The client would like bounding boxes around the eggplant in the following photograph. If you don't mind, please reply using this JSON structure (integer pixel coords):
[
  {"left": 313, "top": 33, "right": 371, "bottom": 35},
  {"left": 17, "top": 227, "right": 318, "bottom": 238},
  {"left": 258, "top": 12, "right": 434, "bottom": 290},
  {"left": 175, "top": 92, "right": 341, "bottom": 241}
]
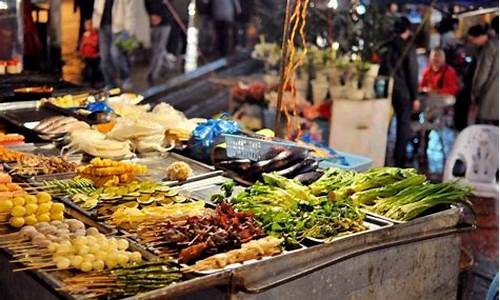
[
  {"left": 261, "top": 149, "right": 306, "bottom": 173},
  {"left": 276, "top": 158, "right": 319, "bottom": 178},
  {"left": 216, "top": 159, "right": 253, "bottom": 171},
  {"left": 294, "top": 171, "right": 324, "bottom": 185}
]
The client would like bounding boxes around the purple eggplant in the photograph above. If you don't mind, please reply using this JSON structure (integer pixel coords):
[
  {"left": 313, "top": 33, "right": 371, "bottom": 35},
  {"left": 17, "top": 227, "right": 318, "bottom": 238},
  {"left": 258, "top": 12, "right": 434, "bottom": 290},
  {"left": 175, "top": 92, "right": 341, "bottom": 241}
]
[
  {"left": 216, "top": 159, "right": 253, "bottom": 171},
  {"left": 276, "top": 158, "right": 319, "bottom": 178},
  {"left": 294, "top": 171, "right": 324, "bottom": 185},
  {"left": 260, "top": 149, "right": 306, "bottom": 173}
]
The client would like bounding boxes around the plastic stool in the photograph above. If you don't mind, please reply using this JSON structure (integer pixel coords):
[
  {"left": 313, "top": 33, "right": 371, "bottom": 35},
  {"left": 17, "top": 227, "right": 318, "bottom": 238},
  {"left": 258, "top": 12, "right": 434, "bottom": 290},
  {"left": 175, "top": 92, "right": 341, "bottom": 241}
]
[{"left": 443, "top": 125, "right": 499, "bottom": 199}]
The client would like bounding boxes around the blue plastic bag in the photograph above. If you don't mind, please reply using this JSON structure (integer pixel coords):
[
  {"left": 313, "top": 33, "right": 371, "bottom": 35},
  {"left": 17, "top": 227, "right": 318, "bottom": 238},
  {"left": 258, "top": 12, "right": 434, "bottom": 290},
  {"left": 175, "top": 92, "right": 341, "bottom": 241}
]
[
  {"left": 188, "top": 116, "right": 240, "bottom": 162},
  {"left": 84, "top": 102, "right": 114, "bottom": 113}
]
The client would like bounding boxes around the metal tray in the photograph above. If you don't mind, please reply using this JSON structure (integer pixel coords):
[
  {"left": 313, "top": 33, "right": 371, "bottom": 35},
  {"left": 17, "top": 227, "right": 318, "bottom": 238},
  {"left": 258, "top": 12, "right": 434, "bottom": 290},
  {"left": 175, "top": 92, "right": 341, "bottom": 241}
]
[
  {"left": 184, "top": 243, "right": 308, "bottom": 276},
  {"left": 361, "top": 204, "right": 460, "bottom": 225},
  {"left": 361, "top": 209, "right": 405, "bottom": 224},
  {"left": 127, "top": 153, "right": 221, "bottom": 184},
  {"left": 305, "top": 216, "right": 393, "bottom": 244},
  {"left": 60, "top": 200, "right": 157, "bottom": 260},
  {"left": 4, "top": 161, "right": 78, "bottom": 182},
  {"left": 62, "top": 202, "right": 117, "bottom": 235},
  {"left": 180, "top": 175, "right": 240, "bottom": 203},
  {"left": 0, "top": 207, "right": 160, "bottom": 300},
  {"left": 1, "top": 143, "right": 70, "bottom": 160}
]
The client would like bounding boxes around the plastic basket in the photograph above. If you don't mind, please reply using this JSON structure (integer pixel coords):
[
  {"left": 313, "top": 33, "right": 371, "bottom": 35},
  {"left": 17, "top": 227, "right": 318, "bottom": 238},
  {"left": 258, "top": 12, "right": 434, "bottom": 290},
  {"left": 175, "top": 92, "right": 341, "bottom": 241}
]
[
  {"left": 318, "top": 150, "right": 373, "bottom": 172},
  {"left": 224, "top": 134, "right": 310, "bottom": 161}
]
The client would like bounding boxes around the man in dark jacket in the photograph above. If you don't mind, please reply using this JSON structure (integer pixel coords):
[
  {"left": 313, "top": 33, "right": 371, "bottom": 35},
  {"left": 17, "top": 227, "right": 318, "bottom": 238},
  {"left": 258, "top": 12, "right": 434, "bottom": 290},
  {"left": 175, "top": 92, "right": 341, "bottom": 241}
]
[
  {"left": 145, "top": 0, "right": 172, "bottom": 84},
  {"left": 468, "top": 24, "right": 499, "bottom": 125},
  {"left": 380, "top": 17, "right": 419, "bottom": 167}
]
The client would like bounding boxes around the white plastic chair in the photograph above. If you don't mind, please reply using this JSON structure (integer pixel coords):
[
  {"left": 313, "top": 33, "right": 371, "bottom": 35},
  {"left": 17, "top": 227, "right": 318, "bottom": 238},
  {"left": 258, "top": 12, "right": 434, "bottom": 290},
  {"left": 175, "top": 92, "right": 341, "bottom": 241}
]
[{"left": 443, "top": 125, "right": 499, "bottom": 199}]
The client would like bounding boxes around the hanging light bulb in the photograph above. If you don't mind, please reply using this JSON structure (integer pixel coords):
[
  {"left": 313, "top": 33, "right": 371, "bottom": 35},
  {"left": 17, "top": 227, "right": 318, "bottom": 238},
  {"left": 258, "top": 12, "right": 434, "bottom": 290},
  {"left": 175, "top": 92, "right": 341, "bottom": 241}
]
[
  {"left": 327, "top": 0, "right": 338, "bottom": 10},
  {"left": 355, "top": 4, "right": 366, "bottom": 15}
]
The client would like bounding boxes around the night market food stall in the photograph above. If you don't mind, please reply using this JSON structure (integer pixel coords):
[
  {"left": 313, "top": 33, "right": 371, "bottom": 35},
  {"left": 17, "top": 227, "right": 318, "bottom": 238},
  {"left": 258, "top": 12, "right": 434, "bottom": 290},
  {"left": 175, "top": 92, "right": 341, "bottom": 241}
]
[{"left": 0, "top": 0, "right": 489, "bottom": 299}]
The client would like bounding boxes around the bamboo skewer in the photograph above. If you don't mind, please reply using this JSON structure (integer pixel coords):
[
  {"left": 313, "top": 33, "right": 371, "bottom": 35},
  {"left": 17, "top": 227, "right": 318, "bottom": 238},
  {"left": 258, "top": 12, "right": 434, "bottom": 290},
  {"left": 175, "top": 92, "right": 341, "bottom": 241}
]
[{"left": 13, "top": 262, "right": 54, "bottom": 272}]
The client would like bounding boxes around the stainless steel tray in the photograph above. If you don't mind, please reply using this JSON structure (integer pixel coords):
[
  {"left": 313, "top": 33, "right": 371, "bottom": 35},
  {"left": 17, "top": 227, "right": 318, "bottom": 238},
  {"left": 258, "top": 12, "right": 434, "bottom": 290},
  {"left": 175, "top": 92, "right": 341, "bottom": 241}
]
[
  {"left": 180, "top": 175, "right": 239, "bottom": 203},
  {"left": 127, "top": 152, "right": 221, "bottom": 184},
  {"left": 0, "top": 207, "right": 160, "bottom": 300},
  {"left": 305, "top": 216, "right": 393, "bottom": 244},
  {"left": 361, "top": 209, "right": 405, "bottom": 224},
  {"left": 361, "top": 205, "right": 460, "bottom": 225}
]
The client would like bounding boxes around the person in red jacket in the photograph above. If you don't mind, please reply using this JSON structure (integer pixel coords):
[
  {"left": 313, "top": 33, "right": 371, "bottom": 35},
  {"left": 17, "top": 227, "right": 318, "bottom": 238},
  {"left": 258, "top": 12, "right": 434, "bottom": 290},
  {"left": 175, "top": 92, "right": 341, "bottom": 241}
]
[
  {"left": 79, "top": 19, "right": 101, "bottom": 87},
  {"left": 419, "top": 47, "right": 458, "bottom": 96}
]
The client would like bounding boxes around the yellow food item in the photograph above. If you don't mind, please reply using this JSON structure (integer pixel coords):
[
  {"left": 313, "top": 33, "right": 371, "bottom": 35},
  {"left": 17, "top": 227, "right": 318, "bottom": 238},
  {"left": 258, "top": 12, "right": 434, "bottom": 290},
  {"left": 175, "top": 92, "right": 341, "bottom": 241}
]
[
  {"left": 37, "top": 213, "right": 51, "bottom": 222},
  {"left": 9, "top": 217, "right": 25, "bottom": 228},
  {"left": 11, "top": 206, "right": 26, "bottom": 217},
  {"left": 50, "top": 211, "right": 64, "bottom": 221},
  {"left": 0, "top": 199, "right": 13, "bottom": 213},
  {"left": 24, "top": 215, "right": 37, "bottom": 225},
  {"left": 24, "top": 195, "right": 38, "bottom": 204},
  {"left": 38, "top": 202, "right": 52, "bottom": 213},
  {"left": 36, "top": 192, "right": 52, "bottom": 203},
  {"left": 78, "top": 158, "right": 147, "bottom": 187},
  {"left": 25, "top": 203, "right": 38, "bottom": 215},
  {"left": 94, "top": 121, "right": 116, "bottom": 134},
  {"left": 12, "top": 196, "right": 25, "bottom": 206},
  {"left": 165, "top": 162, "right": 192, "bottom": 181},
  {"left": 50, "top": 203, "right": 65, "bottom": 214}
]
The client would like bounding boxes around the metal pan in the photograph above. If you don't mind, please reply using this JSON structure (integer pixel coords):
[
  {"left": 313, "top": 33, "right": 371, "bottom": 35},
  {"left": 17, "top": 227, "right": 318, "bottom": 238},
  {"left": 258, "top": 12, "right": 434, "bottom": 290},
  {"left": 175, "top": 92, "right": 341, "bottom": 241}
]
[
  {"left": 126, "top": 153, "right": 220, "bottom": 184},
  {"left": 361, "top": 209, "right": 405, "bottom": 224},
  {"left": 361, "top": 205, "right": 460, "bottom": 225},
  {"left": 183, "top": 244, "right": 308, "bottom": 276},
  {"left": 304, "top": 216, "right": 393, "bottom": 244}
]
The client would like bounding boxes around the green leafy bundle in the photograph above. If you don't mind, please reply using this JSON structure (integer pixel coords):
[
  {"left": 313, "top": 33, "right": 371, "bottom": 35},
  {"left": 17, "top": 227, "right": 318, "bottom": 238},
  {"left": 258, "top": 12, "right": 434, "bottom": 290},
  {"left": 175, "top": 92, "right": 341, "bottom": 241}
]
[{"left": 231, "top": 173, "right": 366, "bottom": 246}]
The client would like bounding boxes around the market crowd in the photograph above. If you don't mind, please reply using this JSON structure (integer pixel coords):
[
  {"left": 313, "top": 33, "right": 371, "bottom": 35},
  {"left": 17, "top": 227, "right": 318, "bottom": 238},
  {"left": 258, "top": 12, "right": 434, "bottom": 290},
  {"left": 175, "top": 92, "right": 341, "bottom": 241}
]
[
  {"left": 75, "top": 0, "right": 249, "bottom": 89},
  {"left": 379, "top": 4, "right": 498, "bottom": 167}
]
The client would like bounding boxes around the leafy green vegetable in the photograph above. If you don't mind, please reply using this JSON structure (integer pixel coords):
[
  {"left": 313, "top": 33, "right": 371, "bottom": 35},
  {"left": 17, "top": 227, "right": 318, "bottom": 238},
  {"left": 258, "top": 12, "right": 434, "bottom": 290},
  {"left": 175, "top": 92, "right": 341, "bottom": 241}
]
[
  {"left": 369, "top": 181, "right": 471, "bottom": 221},
  {"left": 230, "top": 173, "right": 366, "bottom": 246},
  {"left": 306, "top": 167, "right": 471, "bottom": 221},
  {"left": 211, "top": 180, "right": 235, "bottom": 203}
]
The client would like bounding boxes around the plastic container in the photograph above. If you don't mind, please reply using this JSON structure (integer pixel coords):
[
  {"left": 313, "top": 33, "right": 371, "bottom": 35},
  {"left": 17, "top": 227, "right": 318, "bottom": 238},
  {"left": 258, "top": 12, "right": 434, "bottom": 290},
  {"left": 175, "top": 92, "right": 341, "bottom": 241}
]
[
  {"left": 224, "top": 134, "right": 310, "bottom": 161},
  {"left": 318, "top": 150, "right": 372, "bottom": 172}
]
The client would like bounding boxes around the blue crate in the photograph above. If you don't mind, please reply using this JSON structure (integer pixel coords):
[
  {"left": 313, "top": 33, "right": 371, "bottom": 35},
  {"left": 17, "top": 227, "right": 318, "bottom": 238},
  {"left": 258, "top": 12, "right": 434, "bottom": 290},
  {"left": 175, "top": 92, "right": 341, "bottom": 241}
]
[{"left": 318, "top": 150, "right": 373, "bottom": 172}]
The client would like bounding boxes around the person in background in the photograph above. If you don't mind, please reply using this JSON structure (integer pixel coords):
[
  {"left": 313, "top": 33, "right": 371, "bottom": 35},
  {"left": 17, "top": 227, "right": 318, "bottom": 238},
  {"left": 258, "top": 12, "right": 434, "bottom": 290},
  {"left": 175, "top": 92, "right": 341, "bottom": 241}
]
[
  {"left": 454, "top": 54, "right": 476, "bottom": 131},
  {"left": 468, "top": 24, "right": 499, "bottom": 125},
  {"left": 419, "top": 47, "right": 458, "bottom": 97},
  {"left": 387, "top": 2, "right": 400, "bottom": 18},
  {"left": 74, "top": 0, "right": 95, "bottom": 48},
  {"left": 211, "top": 0, "right": 241, "bottom": 57},
  {"left": 382, "top": 2, "right": 400, "bottom": 36},
  {"left": 379, "top": 17, "right": 419, "bottom": 167},
  {"left": 438, "top": 17, "right": 461, "bottom": 69},
  {"left": 145, "top": 0, "right": 172, "bottom": 85},
  {"left": 79, "top": 19, "right": 101, "bottom": 87},
  {"left": 234, "top": 0, "right": 254, "bottom": 49},
  {"left": 22, "top": 0, "right": 42, "bottom": 70},
  {"left": 439, "top": 18, "right": 459, "bottom": 52},
  {"left": 196, "top": 0, "right": 214, "bottom": 57},
  {"left": 168, "top": 0, "right": 190, "bottom": 62},
  {"left": 93, "top": 0, "right": 145, "bottom": 90}
]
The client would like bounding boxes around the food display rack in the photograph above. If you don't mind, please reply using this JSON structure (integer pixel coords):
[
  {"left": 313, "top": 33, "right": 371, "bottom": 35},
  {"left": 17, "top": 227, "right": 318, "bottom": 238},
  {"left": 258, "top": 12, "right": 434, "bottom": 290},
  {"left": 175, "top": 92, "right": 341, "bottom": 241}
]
[
  {"left": 0, "top": 201, "right": 465, "bottom": 300},
  {"left": 0, "top": 93, "right": 469, "bottom": 300}
]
